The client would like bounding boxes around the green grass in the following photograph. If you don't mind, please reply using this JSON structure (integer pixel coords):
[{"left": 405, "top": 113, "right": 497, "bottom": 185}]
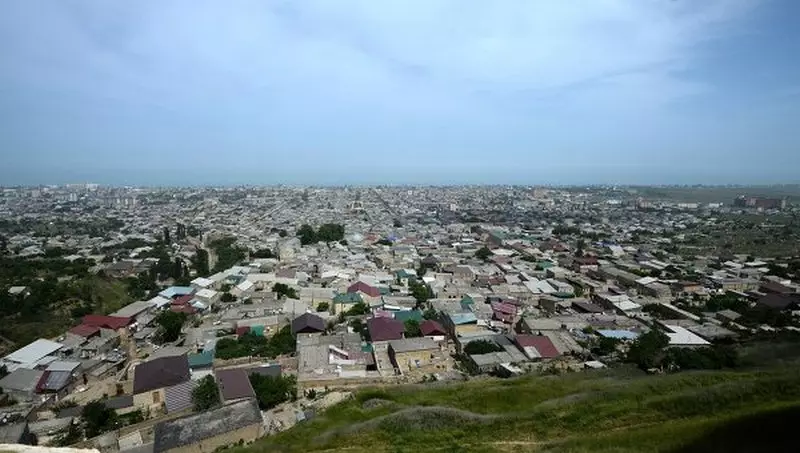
[{"left": 235, "top": 365, "right": 800, "bottom": 453}]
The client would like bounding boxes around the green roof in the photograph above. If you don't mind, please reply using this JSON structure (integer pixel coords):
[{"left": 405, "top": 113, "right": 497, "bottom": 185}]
[
  {"left": 393, "top": 310, "right": 423, "bottom": 323},
  {"left": 537, "top": 261, "right": 555, "bottom": 270},
  {"left": 460, "top": 295, "right": 475, "bottom": 305},
  {"left": 333, "top": 292, "right": 363, "bottom": 304},
  {"left": 187, "top": 351, "right": 213, "bottom": 368}
]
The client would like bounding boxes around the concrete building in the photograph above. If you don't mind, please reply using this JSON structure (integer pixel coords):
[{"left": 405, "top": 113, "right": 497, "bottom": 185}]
[{"left": 153, "top": 399, "right": 264, "bottom": 453}]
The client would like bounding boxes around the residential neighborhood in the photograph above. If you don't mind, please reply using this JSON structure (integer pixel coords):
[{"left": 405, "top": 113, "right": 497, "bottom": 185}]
[{"left": 1, "top": 184, "right": 800, "bottom": 452}]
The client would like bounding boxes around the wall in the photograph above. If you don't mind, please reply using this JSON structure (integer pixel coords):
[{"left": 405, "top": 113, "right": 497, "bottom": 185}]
[
  {"left": 133, "top": 389, "right": 165, "bottom": 413},
  {"left": 162, "top": 423, "right": 263, "bottom": 453},
  {"left": 392, "top": 350, "right": 437, "bottom": 374}
]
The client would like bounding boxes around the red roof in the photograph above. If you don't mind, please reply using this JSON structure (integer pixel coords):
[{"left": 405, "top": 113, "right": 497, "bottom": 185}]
[
  {"left": 82, "top": 314, "right": 133, "bottom": 330},
  {"left": 515, "top": 335, "right": 560, "bottom": 359},
  {"left": 420, "top": 320, "right": 446, "bottom": 336},
  {"left": 347, "top": 281, "right": 380, "bottom": 298},
  {"left": 367, "top": 317, "right": 404, "bottom": 342},
  {"left": 236, "top": 326, "right": 251, "bottom": 337},
  {"left": 491, "top": 302, "right": 517, "bottom": 315},
  {"left": 69, "top": 324, "right": 101, "bottom": 338},
  {"left": 172, "top": 294, "right": 193, "bottom": 306}
]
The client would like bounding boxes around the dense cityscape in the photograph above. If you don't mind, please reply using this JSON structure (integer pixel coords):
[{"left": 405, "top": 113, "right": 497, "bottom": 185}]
[{"left": 1, "top": 184, "right": 799, "bottom": 452}]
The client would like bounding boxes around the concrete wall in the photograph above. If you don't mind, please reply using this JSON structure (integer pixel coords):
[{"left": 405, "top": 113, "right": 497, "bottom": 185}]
[
  {"left": 162, "top": 423, "right": 263, "bottom": 453},
  {"left": 133, "top": 388, "right": 165, "bottom": 413}
]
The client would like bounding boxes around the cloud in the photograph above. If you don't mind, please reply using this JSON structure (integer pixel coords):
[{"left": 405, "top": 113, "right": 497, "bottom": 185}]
[{"left": 0, "top": 0, "right": 761, "bottom": 116}]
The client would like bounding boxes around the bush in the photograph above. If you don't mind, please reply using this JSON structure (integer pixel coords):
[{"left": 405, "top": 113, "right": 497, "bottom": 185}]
[
  {"left": 464, "top": 339, "right": 503, "bottom": 355},
  {"left": 249, "top": 374, "right": 297, "bottom": 410},
  {"left": 192, "top": 375, "right": 221, "bottom": 411}
]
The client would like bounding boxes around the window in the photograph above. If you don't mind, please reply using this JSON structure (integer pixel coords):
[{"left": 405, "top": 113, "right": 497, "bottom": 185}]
[{"left": 152, "top": 391, "right": 161, "bottom": 404}]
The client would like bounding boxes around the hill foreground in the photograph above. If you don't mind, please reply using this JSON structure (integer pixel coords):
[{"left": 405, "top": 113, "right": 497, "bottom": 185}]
[{"left": 233, "top": 365, "right": 800, "bottom": 453}]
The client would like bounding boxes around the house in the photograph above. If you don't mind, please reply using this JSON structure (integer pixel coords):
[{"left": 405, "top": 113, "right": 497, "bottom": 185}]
[
  {"left": 347, "top": 281, "right": 381, "bottom": 298},
  {"left": 133, "top": 355, "right": 191, "bottom": 412},
  {"left": 332, "top": 292, "right": 364, "bottom": 315},
  {"left": 420, "top": 320, "right": 447, "bottom": 342},
  {"left": 716, "top": 309, "right": 742, "bottom": 323},
  {"left": 388, "top": 338, "right": 441, "bottom": 374},
  {"left": 68, "top": 324, "right": 101, "bottom": 340},
  {"left": 159, "top": 286, "right": 195, "bottom": 299},
  {"left": 1, "top": 338, "right": 63, "bottom": 372},
  {"left": 756, "top": 294, "right": 800, "bottom": 311},
  {"left": 491, "top": 302, "right": 517, "bottom": 324},
  {"left": 190, "top": 277, "right": 215, "bottom": 289},
  {"left": 660, "top": 324, "right": 711, "bottom": 347},
  {"left": 83, "top": 314, "right": 133, "bottom": 332},
  {"left": 292, "top": 313, "right": 326, "bottom": 335},
  {"left": 0, "top": 368, "right": 44, "bottom": 402},
  {"left": 572, "top": 301, "right": 604, "bottom": 314},
  {"left": 367, "top": 317, "right": 405, "bottom": 342},
  {"left": 112, "top": 301, "right": 154, "bottom": 320},
  {"left": 233, "top": 280, "right": 255, "bottom": 298},
  {"left": 0, "top": 422, "right": 35, "bottom": 445},
  {"left": 7, "top": 286, "right": 30, "bottom": 298},
  {"left": 216, "top": 368, "right": 256, "bottom": 402},
  {"left": 153, "top": 399, "right": 264, "bottom": 453},
  {"left": 513, "top": 335, "right": 560, "bottom": 360},
  {"left": 760, "top": 281, "right": 794, "bottom": 295}
]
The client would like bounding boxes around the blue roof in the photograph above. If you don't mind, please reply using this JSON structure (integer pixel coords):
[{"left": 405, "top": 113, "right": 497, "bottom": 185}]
[
  {"left": 449, "top": 312, "right": 478, "bottom": 325},
  {"left": 597, "top": 330, "right": 639, "bottom": 340}
]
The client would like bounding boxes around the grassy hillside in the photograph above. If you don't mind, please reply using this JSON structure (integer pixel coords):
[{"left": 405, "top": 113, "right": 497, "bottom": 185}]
[{"left": 236, "top": 365, "right": 800, "bottom": 453}]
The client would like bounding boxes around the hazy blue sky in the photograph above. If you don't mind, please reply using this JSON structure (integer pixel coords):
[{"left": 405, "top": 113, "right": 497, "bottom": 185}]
[{"left": 1, "top": 0, "right": 799, "bottom": 186}]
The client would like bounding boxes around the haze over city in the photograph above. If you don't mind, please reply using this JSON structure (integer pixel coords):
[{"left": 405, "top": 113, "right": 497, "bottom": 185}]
[{"left": 1, "top": 0, "right": 799, "bottom": 186}]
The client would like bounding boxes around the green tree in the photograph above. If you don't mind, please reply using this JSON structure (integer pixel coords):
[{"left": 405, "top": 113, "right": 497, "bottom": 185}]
[
  {"left": 404, "top": 319, "right": 422, "bottom": 337},
  {"left": 249, "top": 374, "right": 297, "bottom": 410},
  {"left": 345, "top": 301, "right": 370, "bottom": 316},
  {"left": 316, "top": 302, "right": 330, "bottom": 312},
  {"left": 162, "top": 227, "right": 171, "bottom": 244},
  {"left": 464, "top": 339, "right": 503, "bottom": 355},
  {"left": 193, "top": 249, "right": 210, "bottom": 276},
  {"left": 251, "top": 248, "right": 274, "bottom": 259},
  {"left": 409, "top": 280, "right": 432, "bottom": 307},
  {"left": 155, "top": 311, "right": 187, "bottom": 343},
  {"left": 192, "top": 375, "right": 221, "bottom": 411},
  {"left": 272, "top": 283, "right": 298, "bottom": 299},
  {"left": 220, "top": 292, "right": 236, "bottom": 303},
  {"left": 423, "top": 307, "right": 438, "bottom": 320},
  {"left": 83, "top": 400, "right": 118, "bottom": 437},
  {"left": 297, "top": 224, "right": 317, "bottom": 245},
  {"left": 592, "top": 337, "right": 620, "bottom": 356},
  {"left": 626, "top": 330, "right": 670, "bottom": 370},
  {"left": 475, "top": 247, "right": 492, "bottom": 261}
]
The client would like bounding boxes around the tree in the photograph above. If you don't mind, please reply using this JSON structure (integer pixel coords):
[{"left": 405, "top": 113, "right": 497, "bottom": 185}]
[
  {"left": 297, "top": 224, "right": 317, "bottom": 245},
  {"left": 155, "top": 311, "right": 187, "bottom": 343},
  {"left": 345, "top": 301, "right": 370, "bottom": 316},
  {"left": 193, "top": 249, "right": 210, "bottom": 276},
  {"left": 249, "top": 374, "right": 297, "bottom": 410},
  {"left": 176, "top": 223, "right": 186, "bottom": 241},
  {"left": 404, "top": 319, "right": 422, "bottom": 337},
  {"left": 192, "top": 375, "right": 221, "bottom": 411},
  {"left": 316, "top": 302, "right": 330, "bottom": 312},
  {"left": 272, "top": 283, "right": 298, "bottom": 299},
  {"left": 220, "top": 292, "right": 236, "bottom": 303},
  {"left": 592, "top": 337, "right": 620, "bottom": 356},
  {"left": 251, "top": 248, "right": 274, "bottom": 259},
  {"left": 83, "top": 400, "right": 118, "bottom": 437},
  {"left": 626, "top": 330, "right": 670, "bottom": 370},
  {"left": 0, "top": 234, "right": 7, "bottom": 254},
  {"left": 187, "top": 225, "right": 200, "bottom": 237},
  {"left": 475, "top": 247, "right": 492, "bottom": 261},
  {"left": 423, "top": 307, "right": 438, "bottom": 320},
  {"left": 162, "top": 227, "right": 171, "bottom": 245},
  {"left": 409, "top": 280, "right": 432, "bottom": 307},
  {"left": 463, "top": 339, "right": 503, "bottom": 355}
]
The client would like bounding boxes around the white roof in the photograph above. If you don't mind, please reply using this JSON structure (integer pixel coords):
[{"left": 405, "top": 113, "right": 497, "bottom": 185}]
[
  {"left": 195, "top": 288, "right": 218, "bottom": 299},
  {"left": 148, "top": 295, "right": 172, "bottom": 309},
  {"left": 636, "top": 276, "right": 657, "bottom": 286},
  {"left": 664, "top": 325, "right": 711, "bottom": 346},
  {"left": 191, "top": 277, "right": 214, "bottom": 288},
  {"left": 236, "top": 280, "right": 255, "bottom": 292},
  {"left": 614, "top": 300, "right": 642, "bottom": 312},
  {"left": 3, "top": 339, "right": 63, "bottom": 367}
]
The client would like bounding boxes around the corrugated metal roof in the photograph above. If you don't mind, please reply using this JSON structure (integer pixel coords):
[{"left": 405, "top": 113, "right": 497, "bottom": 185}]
[
  {"left": 3, "top": 339, "right": 63, "bottom": 366},
  {"left": 164, "top": 380, "right": 195, "bottom": 413}
]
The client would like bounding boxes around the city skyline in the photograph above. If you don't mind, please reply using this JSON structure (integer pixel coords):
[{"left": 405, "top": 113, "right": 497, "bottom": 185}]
[{"left": 1, "top": 0, "right": 799, "bottom": 186}]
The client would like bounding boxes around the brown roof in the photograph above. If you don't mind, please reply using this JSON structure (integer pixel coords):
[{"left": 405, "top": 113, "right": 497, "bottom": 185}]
[
  {"left": 367, "top": 317, "right": 404, "bottom": 342},
  {"left": 133, "top": 355, "right": 190, "bottom": 394},
  {"left": 291, "top": 312, "right": 325, "bottom": 334},
  {"left": 420, "top": 320, "right": 446, "bottom": 336},
  {"left": 515, "top": 335, "right": 560, "bottom": 358},
  {"left": 215, "top": 368, "right": 256, "bottom": 401}
]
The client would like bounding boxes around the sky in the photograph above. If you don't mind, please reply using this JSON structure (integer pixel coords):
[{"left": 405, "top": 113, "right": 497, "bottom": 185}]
[{"left": 1, "top": 0, "right": 799, "bottom": 186}]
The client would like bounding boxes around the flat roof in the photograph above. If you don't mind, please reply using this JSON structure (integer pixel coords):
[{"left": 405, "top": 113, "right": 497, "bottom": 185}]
[{"left": 3, "top": 339, "right": 63, "bottom": 366}]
